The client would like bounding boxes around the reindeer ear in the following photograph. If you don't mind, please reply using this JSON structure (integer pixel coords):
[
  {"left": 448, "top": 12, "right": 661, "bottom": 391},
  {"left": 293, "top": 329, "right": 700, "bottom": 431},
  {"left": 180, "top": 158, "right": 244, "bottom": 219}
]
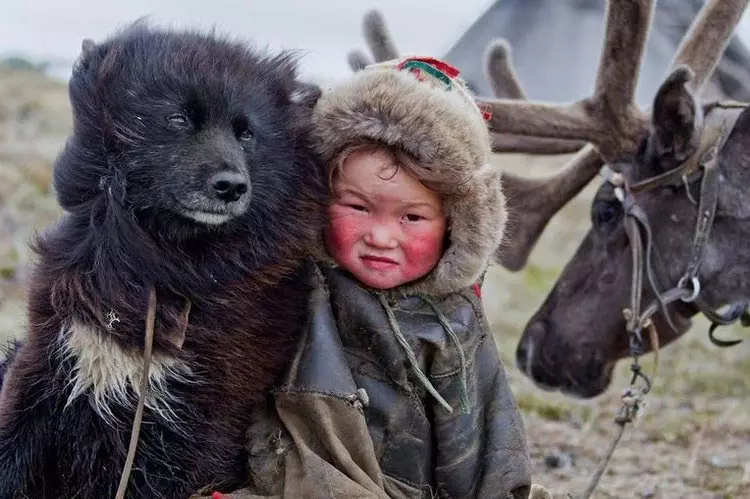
[{"left": 647, "top": 66, "right": 703, "bottom": 171}]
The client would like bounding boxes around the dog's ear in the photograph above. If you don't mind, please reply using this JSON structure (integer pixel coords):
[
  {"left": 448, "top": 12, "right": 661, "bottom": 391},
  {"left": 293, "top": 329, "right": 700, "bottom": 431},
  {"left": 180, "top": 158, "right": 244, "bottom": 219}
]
[
  {"left": 81, "top": 38, "right": 96, "bottom": 56},
  {"left": 66, "top": 35, "right": 124, "bottom": 166},
  {"left": 69, "top": 37, "right": 118, "bottom": 112},
  {"left": 267, "top": 52, "right": 321, "bottom": 109},
  {"left": 74, "top": 38, "right": 105, "bottom": 75},
  {"left": 290, "top": 82, "right": 322, "bottom": 108}
]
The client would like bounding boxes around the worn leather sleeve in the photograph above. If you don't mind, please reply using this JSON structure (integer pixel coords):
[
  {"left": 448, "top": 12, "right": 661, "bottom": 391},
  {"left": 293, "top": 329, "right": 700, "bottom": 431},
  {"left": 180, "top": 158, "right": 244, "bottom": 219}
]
[{"left": 240, "top": 265, "right": 389, "bottom": 499}]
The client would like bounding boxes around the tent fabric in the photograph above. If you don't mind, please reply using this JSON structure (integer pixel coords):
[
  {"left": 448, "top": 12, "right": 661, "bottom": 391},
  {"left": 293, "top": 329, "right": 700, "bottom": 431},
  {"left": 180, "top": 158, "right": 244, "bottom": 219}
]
[{"left": 443, "top": 0, "right": 750, "bottom": 104}]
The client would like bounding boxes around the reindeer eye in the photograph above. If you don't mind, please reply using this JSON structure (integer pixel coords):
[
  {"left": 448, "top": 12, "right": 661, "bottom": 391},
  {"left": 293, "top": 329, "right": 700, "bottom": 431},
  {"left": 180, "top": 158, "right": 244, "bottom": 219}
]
[{"left": 592, "top": 200, "right": 621, "bottom": 229}]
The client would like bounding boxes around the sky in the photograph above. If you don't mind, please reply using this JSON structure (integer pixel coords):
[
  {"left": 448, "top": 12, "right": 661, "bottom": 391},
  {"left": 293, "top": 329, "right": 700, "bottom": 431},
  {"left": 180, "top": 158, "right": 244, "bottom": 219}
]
[
  {"left": 3, "top": 0, "right": 750, "bottom": 84},
  {"left": 0, "top": 0, "right": 495, "bottom": 82}
]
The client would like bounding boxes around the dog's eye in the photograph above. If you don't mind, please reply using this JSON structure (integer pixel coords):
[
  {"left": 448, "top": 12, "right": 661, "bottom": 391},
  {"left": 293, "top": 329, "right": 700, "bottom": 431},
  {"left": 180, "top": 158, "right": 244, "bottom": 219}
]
[
  {"left": 166, "top": 113, "right": 190, "bottom": 129},
  {"left": 233, "top": 115, "right": 254, "bottom": 143},
  {"left": 238, "top": 129, "right": 254, "bottom": 142}
]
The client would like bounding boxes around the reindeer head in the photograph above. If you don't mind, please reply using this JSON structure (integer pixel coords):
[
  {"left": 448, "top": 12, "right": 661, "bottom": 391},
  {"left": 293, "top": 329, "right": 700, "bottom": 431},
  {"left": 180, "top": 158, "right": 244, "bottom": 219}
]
[
  {"left": 349, "top": 1, "right": 750, "bottom": 398},
  {"left": 478, "top": 0, "right": 750, "bottom": 398}
]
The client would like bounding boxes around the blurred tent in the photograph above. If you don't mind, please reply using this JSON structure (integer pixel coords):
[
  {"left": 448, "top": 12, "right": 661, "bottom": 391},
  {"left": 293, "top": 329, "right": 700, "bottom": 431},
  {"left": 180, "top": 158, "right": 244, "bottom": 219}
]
[{"left": 442, "top": 0, "right": 750, "bottom": 103}]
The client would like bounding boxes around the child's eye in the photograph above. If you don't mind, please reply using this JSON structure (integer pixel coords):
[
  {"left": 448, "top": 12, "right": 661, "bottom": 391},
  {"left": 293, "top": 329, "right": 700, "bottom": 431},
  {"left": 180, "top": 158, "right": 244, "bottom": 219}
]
[
  {"left": 346, "top": 204, "right": 368, "bottom": 212},
  {"left": 404, "top": 214, "right": 424, "bottom": 222}
]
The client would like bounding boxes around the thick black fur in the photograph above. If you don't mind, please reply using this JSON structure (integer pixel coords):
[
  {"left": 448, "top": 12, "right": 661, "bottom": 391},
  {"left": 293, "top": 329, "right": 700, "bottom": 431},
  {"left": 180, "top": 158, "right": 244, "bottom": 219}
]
[
  {"left": 0, "top": 22, "right": 326, "bottom": 498},
  {"left": 0, "top": 342, "right": 19, "bottom": 389}
]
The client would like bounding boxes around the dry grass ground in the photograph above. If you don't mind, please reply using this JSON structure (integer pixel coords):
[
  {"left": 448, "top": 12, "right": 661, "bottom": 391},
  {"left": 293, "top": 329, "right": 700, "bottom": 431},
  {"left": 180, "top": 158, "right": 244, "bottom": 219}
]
[{"left": 0, "top": 67, "right": 748, "bottom": 498}]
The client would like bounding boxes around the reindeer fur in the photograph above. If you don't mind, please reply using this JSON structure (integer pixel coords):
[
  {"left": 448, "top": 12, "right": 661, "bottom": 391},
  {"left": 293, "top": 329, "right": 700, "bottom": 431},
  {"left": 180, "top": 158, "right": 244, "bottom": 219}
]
[{"left": 0, "top": 23, "right": 326, "bottom": 498}]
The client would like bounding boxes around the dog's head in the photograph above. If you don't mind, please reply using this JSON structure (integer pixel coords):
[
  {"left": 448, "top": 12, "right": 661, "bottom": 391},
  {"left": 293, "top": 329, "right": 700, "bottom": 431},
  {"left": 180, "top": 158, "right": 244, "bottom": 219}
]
[{"left": 54, "top": 22, "right": 322, "bottom": 239}]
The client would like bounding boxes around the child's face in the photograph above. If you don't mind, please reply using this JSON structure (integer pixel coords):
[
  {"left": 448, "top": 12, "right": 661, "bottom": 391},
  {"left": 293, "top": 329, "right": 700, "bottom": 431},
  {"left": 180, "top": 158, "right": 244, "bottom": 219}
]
[{"left": 326, "top": 149, "right": 448, "bottom": 290}]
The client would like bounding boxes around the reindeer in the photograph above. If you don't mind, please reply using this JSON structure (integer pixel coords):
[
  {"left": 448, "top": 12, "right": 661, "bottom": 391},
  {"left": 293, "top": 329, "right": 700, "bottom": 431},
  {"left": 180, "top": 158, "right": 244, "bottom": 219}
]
[
  {"left": 478, "top": 0, "right": 750, "bottom": 398},
  {"left": 348, "top": 1, "right": 750, "bottom": 399}
]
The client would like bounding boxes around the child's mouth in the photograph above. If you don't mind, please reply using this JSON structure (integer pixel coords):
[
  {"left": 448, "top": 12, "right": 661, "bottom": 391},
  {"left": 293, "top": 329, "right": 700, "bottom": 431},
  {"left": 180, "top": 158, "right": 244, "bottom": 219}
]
[{"left": 361, "top": 255, "right": 398, "bottom": 270}]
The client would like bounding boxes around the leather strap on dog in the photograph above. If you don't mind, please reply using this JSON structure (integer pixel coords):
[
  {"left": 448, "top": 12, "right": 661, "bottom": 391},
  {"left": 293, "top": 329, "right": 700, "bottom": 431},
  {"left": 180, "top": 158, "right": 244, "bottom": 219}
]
[{"left": 115, "top": 285, "right": 157, "bottom": 499}]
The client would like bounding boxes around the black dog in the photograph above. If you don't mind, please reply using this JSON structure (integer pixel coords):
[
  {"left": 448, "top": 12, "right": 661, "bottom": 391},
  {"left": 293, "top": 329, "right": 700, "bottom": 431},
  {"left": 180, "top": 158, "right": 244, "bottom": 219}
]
[
  {"left": 0, "top": 342, "right": 18, "bottom": 388},
  {"left": 0, "top": 23, "right": 326, "bottom": 498}
]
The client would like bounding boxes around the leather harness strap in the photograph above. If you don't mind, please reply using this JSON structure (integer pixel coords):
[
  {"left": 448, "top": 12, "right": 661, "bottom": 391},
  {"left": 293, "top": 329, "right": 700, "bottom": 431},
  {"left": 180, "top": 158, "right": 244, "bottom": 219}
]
[
  {"left": 115, "top": 285, "right": 157, "bottom": 499},
  {"left": 601, "top": 102, "right": 748, "bottom": 353},
  {"left": 582, "top": 101, "right": 749, "bottom": 499}
]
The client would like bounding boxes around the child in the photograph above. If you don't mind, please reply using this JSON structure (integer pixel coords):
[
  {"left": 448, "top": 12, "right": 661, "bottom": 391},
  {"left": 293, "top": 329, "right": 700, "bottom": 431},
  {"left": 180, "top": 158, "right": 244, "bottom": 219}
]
[{"left": 237, "top": 56, "right": 534, "bottom": 499}]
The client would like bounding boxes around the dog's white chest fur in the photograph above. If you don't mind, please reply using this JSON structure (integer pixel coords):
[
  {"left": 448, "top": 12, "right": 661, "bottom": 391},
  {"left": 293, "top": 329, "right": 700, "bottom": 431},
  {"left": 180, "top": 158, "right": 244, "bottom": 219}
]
[{"left": 60, "top": 320, "right": 193, "bottom": 424}]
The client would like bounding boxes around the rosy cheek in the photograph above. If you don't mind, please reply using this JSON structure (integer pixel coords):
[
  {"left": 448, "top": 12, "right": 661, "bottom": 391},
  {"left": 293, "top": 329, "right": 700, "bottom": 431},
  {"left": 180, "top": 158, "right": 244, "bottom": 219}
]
[
  {"left": 400, "top": 226, "right": 446, "bottom": 273},
  {"left": 326, "top": 207, "right": 364, "bottom": 259}
]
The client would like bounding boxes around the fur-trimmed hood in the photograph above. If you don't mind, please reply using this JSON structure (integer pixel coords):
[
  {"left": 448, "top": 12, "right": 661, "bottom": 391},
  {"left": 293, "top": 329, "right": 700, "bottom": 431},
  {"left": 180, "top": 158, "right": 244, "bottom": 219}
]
[{"left": 313, "top": 57, "right": 506, "bottom": 297}]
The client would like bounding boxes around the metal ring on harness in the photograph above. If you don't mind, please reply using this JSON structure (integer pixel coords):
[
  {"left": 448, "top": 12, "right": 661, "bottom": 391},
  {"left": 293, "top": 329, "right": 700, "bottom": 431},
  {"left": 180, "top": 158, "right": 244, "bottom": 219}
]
[
  {"left": 614, "top": 185, "right": 625, "bottom": 203},
  {"left": 677, "top": 275, "right": 701, "bottom": 302}
]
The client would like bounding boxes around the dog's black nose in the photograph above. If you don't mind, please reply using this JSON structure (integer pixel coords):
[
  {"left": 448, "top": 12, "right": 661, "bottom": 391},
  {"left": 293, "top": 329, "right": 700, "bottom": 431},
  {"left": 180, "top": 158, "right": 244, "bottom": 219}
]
[{"left": 210, "top": 172, "right": 248, "bottom": 203}]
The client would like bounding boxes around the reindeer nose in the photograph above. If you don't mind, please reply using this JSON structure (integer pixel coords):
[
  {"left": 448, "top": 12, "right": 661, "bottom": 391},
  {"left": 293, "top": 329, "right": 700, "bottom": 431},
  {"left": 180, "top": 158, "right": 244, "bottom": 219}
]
[
  {"left": 210, "top": 171, "right": 248, "bottom": 203},
  {"left": 515, "top": 339, "right": 530, "bottom": 373},
  {"left": 516, "top": 321, "right": 546, "bottom": 375}
]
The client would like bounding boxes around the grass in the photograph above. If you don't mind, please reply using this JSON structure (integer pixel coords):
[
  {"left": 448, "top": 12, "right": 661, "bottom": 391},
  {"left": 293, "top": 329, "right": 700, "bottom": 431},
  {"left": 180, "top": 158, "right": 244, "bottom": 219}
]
[{"left": 2, "top": 68, "right": 749, "bottom": 498}]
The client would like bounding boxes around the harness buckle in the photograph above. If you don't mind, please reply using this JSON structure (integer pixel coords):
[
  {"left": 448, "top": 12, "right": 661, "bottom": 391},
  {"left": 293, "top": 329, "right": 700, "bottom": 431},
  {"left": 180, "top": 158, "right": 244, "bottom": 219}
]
[{"left": 677, "top": 275, "right": 701, "bottom": 302}]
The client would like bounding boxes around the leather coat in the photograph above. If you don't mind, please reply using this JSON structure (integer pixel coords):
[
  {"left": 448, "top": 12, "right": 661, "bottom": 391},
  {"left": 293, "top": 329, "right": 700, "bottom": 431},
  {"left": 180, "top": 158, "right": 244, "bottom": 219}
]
[{"left": 231, "top": 263, "right": 532, "bottom": 499}]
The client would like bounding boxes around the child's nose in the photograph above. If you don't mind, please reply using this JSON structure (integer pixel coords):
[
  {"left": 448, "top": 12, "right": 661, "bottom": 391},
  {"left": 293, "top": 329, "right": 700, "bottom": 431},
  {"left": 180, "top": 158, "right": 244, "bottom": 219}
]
[{"left": 364, "top": 223, "right": 398, "bottom": 249}]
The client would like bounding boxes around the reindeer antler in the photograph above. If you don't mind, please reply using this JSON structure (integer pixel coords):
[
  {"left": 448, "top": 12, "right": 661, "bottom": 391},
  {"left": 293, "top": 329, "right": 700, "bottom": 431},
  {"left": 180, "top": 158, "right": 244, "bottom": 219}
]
[
  {"left": 481, "top": 0, "right": 654, "bottom": 161},
  {"left": 482, "top": 0, "right": 750, "bottom": 158},
  {"left": 499, "top": 145, "right": 602, "bottom": 271},
  {"left": 492, "top": 0, "right": 658, "bottom": 269},
  {"left": 669, "top": 0, "right": 748, "bottom": 93},
  {"left": 491, "top": 0, "right": 749, "bottom": 270},
  {"left": 347, "top": 9, "right": 587, "bottom": 155},
  {"left": 484, "top": 40, "right": 526, "bottom": 99},
  {"left": 484, "top": 39, "right": 587, "bottom": 155},
  {"left": 347, "top": 51, "right": 371, "bottom": 72},
  {"left": 346, "top": 10, "right": 399, "bottom": 71},
  {"left": 362, "top": 10, "right": 399, "bottom": 63}
]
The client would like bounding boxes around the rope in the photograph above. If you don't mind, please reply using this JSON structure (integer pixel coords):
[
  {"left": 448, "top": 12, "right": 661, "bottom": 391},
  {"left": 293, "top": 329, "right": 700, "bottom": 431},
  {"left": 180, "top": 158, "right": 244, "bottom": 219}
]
[
  {"left": 646, "top": 322, "right": 659, "bottom": 382},
  {"left": 376, "top": 293, "right": 453, "bottom": 414},
  {"left": 580, "top": 321, "right": 660, "bottom": 499},
  {"left": 580, "top": 422, "right": 627, "bottom": 499},
  {"left": 419, "top": 294, "right": 471, "bottom": 415},
  {"left": 115, "top": 285, "right": 157, "bottom": 499}
]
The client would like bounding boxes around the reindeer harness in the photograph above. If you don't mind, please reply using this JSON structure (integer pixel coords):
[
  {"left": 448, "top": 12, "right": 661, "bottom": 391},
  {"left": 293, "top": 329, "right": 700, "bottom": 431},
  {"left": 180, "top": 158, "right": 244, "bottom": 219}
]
[
  {"left": 581, "top": 102, "right": 750, "bottom": 499},
  {"left": 602, "top": 101, "right": 749, "bottom": 367}
]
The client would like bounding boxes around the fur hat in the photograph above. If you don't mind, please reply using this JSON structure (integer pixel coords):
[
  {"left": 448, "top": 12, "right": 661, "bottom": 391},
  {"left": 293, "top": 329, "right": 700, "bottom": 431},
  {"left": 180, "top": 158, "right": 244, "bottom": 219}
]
[{"left": 313, "top": 56, "right": 506, "bottom": 297}]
